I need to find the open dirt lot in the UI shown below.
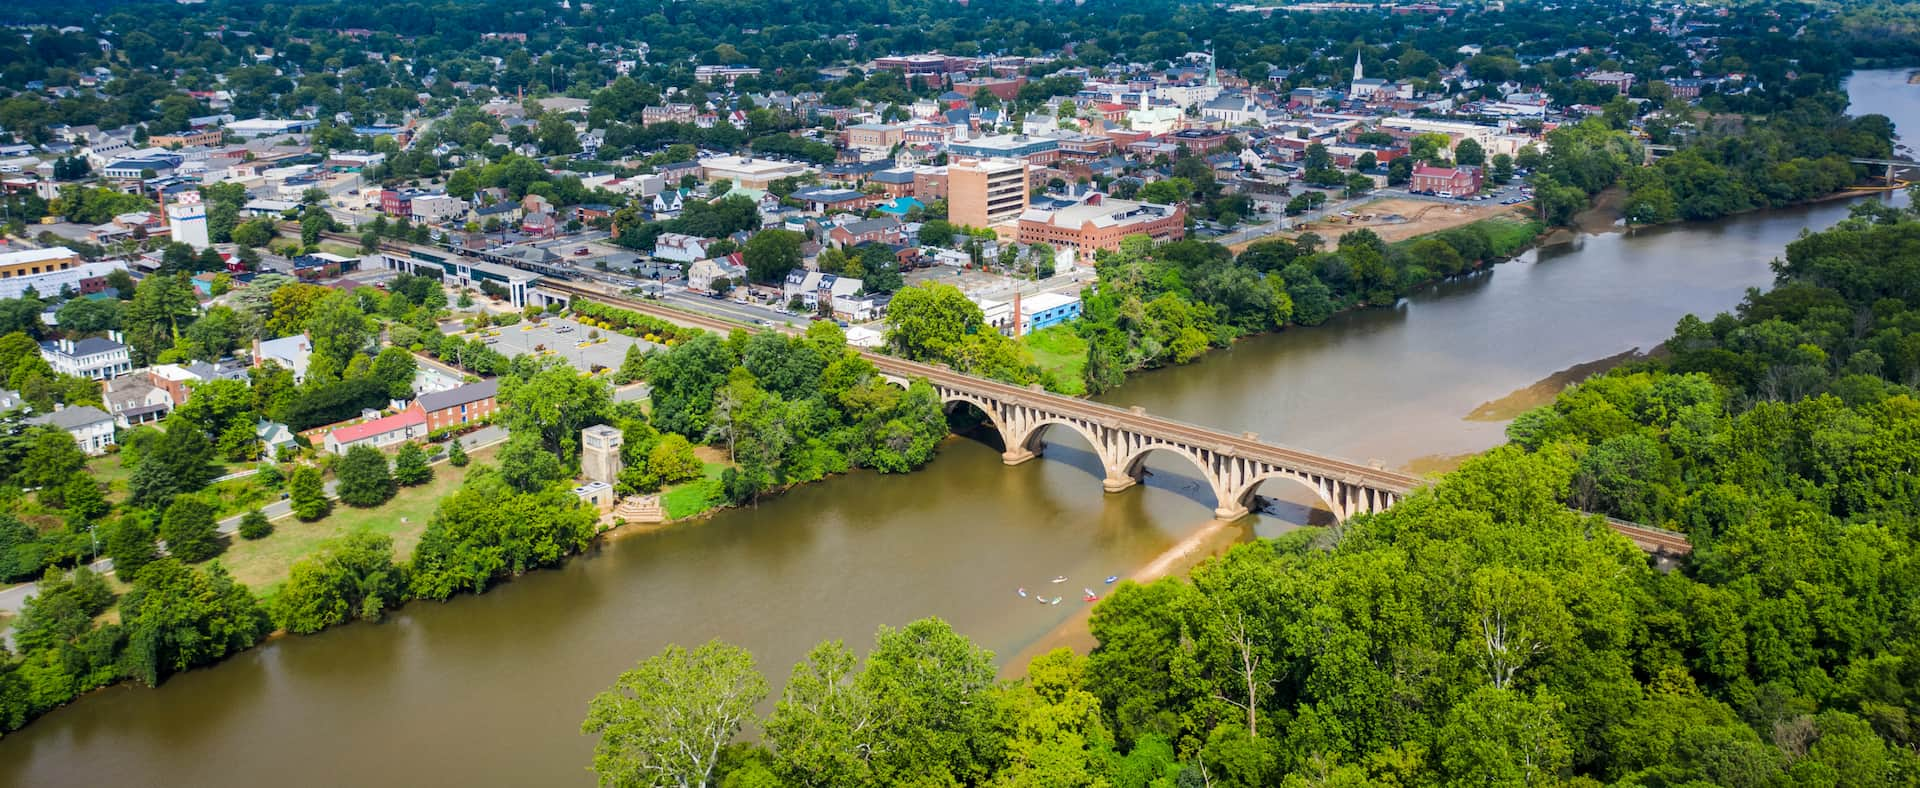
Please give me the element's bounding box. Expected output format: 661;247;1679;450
1290;198;1533;244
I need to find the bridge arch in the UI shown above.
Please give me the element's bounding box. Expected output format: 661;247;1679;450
1113;443;1232;513
938;392;1010;445
1226;469;1344;523
1012;417;1108;461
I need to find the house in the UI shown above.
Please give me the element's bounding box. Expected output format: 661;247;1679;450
828;217;904;249
102;374;172;427
254;334;314;383
1408;164;1482;197
653;232;715;264
782;270;863;310
416;378;500;431
323;405;428;454
831;291;889;323
40;334;132;380
256;419;297;458
650;190;685;217
28;405;116;455
686;255;748;295
148;361;250;405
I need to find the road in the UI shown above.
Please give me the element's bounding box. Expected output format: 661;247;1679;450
0;426;509;615
659;290;799;327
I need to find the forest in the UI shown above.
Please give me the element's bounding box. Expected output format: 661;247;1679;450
582;193;1920;787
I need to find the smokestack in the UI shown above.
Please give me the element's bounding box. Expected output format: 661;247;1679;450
1012;286;1023;338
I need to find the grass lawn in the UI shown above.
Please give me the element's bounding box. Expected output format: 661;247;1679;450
1481;217;1545;256
660;461;728;520
216;447;496;599
1395;215;1544;259
1022;325;1088;396
86;453;136;503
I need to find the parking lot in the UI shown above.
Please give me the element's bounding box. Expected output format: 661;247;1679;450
462;316;657;373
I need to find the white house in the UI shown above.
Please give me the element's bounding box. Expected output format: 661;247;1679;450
28;405;116;455
686;256;747;294
782;270;863;309
253;334;314;383
652;232;712;263
39;334;131;380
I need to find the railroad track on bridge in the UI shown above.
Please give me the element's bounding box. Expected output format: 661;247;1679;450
534;278;1691;555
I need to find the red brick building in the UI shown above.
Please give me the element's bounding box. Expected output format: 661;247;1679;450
1409;164;1483;196
1016;195;1187;252
416;378;499;432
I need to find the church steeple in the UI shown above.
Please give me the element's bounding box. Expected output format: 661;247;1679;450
1353;50;1364;82
1206;45;1219;87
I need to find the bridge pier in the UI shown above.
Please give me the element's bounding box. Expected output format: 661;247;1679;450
1213;503;1250;521
1002;447;1039;465
1102;473;1139;493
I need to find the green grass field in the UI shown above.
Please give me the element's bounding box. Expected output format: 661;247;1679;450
1021;325;1088;396
660;462;728;520
217;447;496;598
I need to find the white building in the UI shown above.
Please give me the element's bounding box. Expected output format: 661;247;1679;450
39;334;131;380
410;194;469;223
253;334;313;383
28;405;116;455
697;155;812;189
165;194;210;250
652;232;713;263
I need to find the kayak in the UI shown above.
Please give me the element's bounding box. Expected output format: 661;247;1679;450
1104;575;1119;584
1017;587;1027;598
1050;576;1068;583
1050;597;1062;605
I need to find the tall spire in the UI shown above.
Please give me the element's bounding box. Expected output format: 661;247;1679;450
1206;44;1219;87
1353;50;1364;82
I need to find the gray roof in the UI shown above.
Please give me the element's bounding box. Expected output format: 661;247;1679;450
28;405;112;430
41;337;125;358
416;378;499;413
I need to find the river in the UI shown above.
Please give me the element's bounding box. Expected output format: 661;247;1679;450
1;70;1912;787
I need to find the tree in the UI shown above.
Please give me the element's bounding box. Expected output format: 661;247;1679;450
105;514;161;580
447;437;470;467
290;465;330;521
270;531;402;633
370;346;418;400
393;441;432;486
237;509;272;540
118;559;270;686
128;416;216;509
335;445;395;507
742;229;804;284
407;468;596;599
1491;153;1515;185
0;514;46;583
498;362;612;463
1455;137;1487;167
159;495;222;563
583;640;769;788
884;282;987;363
858;618;1007;783
17;427;86;495
498;432;567;493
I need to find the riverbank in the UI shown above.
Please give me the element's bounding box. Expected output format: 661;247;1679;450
1000;512;1250;678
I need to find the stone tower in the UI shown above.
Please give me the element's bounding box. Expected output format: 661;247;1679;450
580;424;624;484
